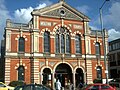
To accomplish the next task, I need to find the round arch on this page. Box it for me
[74,66,85,87]
[53,62,73,72]
[54,62,73,87]
[40,66,52,85]
[53,24,72,33]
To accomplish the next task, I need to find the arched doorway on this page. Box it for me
[17,65,25,81]
[55,63,72,88]
[42,68,51,85]
[76,68,84,87]
[96,66,102,79]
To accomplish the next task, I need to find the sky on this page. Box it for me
[0,0,120,44]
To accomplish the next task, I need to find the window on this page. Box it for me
[56,34,60,53]
[66,34,70,53]
[18,65,25,81]
[101,85,110,89]
[55,27,70,54]
[61,34,65,53]
[96,66,102,79]
[44,31,50,53]
[95,42,100,56]
[19,37,25,52]
[75,34,81,53]
[89,85,99,90]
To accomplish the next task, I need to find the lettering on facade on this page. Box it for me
[73,24,83,29]
[40,21,51,26]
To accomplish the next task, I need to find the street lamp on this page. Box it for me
[99,0,110,84]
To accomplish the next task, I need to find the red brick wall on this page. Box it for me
[10,59,31,84]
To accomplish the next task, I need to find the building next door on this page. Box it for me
[55,63,72,88]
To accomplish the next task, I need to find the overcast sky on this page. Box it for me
[0,0,120,43]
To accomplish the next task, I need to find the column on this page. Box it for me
[40,72,43,84]
[52,72,55,90]
[73,71,76,90]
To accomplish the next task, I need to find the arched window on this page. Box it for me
[75,34,81,53]
[66,34,70,53]
[95,42,101,56]
[56,34,60,53]
[61,34,65,53]
[18,65,25,81]
[55,27,70,54]
[96,66,102,79]
[44,31,50,53]
[19,37,25,52]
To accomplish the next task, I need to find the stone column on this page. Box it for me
[73,71,76,90]
[52,72,55,90]
[40,72,43,84]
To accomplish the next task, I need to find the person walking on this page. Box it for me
[69,83,74,90]
[55,79,61,90]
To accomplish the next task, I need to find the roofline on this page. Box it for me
[31,1,90,22]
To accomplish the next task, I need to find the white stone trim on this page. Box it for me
[51,54,55,57]
[71,54,75,57]
[5,59,11,85]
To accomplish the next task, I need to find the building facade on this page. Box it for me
[3,0,108,89]
[109,38,120,79]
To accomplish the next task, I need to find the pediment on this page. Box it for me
[32,1,90,21]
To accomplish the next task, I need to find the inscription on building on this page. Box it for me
[73,24,83,29]
[40,21,51,26]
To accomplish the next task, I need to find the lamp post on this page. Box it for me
[99,0,110,84]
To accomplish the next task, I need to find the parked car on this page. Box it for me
[81,83,116,90]
[14,83,51,90]
[0,82,14,90]
[109,78,120,88]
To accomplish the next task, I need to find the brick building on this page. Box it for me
[3,0,108,89]
[109,38,120,78]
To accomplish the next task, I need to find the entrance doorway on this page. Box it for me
[55,63,72,87]
[42,68,51,85]
[76,68,84,87]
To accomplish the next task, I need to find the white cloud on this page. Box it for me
[76,5,90,14]
[108,29,120,41]
[91,1,120,41]
[103,2,120,41]
[0,0,11,39]
[0,0,52,49]
[13,3,47,23]
[104,2,120,29]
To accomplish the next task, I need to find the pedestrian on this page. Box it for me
[55,79,61,90]
[69,83,74,90]
[78,82,83,89]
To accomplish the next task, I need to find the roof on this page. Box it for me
[31,1,90,21]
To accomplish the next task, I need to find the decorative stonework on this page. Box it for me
[43,7,83,21]
[15,63,27,70]
[81,62,85,68]
[93,40,101,45]
[15,35,27,41]
[73,24,83,29]
[53,24,72,34]
[40,62,45,68]
[40,21,52,26]
[49,61,56,67]
[95,64,103,69]
[71,62,77,67]
[73,31,82,37]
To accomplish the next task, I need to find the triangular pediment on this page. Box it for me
[32,1,90,21]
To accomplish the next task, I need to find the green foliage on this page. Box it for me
[93,79,102,83]
[8,81,25,87]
